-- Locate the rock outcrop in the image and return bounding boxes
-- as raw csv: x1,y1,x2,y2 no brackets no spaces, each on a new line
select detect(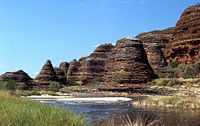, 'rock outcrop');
59,62,69,76
136,28,175,75
144,45,167,75
54,67,66,84
0,70,32,83
166,4,200,64
136,27,175,48
105,38,157,85
67,59,81,82
77,43,114,84
35,60,57,82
